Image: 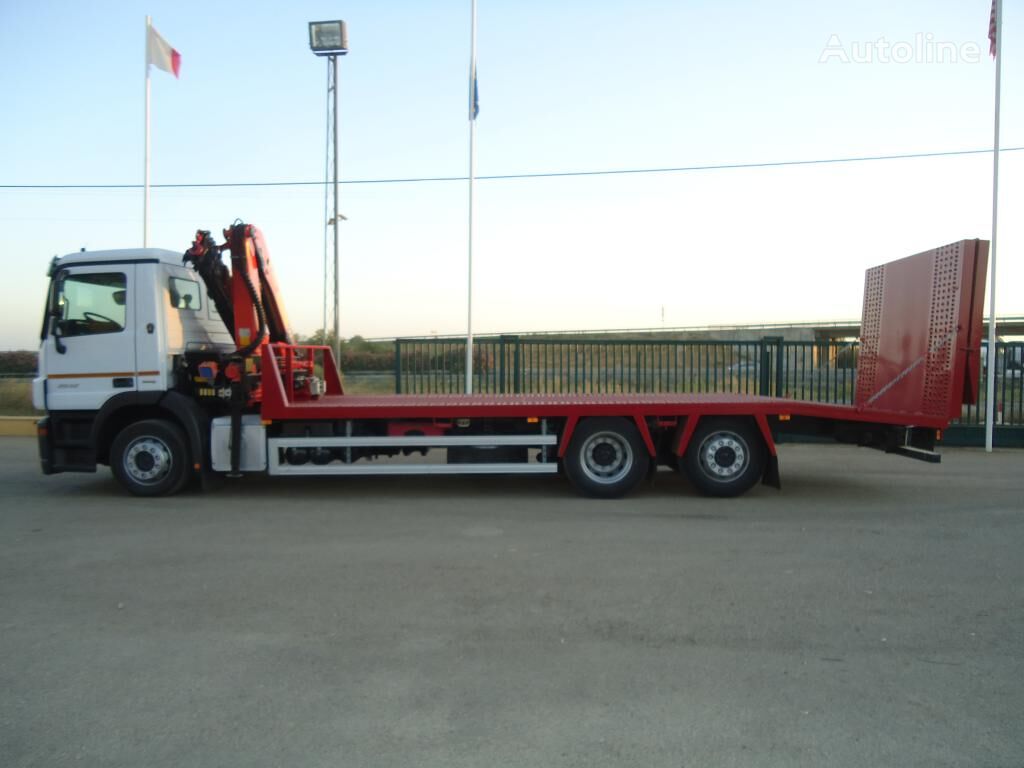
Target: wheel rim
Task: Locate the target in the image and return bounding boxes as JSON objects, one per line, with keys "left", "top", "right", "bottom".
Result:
{"left": 698, "top": 431, "right": 749, "bottom": 481}
{"left": 123, "top": 436, "right": 174, "bottom": 486}
{"left": 580, "top": 431, "right": 634, "bottom": 485}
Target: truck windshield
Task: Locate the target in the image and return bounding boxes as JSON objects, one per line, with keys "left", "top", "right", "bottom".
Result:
{"left": 55, "top": 272, "right": 127, "bottom": 337}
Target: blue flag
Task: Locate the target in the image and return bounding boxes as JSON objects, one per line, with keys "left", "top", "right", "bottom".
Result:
{"left": 471, "top": 65, "right": 479, "bottom": 120}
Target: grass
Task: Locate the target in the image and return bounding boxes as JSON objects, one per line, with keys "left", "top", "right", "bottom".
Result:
{"left": 341, "top": 372, "right": 397, "bottom": 395}
{"left": 0, "top": 379, "right": 40, "bottom": 417}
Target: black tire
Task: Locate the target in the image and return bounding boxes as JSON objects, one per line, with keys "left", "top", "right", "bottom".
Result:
{"left": 110, "top": 419, "right": 190, "bottom": 497}
{"left": 564, "top": 417, "right": 650, "bottom": 498}
{"left": 681, "top": 418, "right": 765, "bottom": 498}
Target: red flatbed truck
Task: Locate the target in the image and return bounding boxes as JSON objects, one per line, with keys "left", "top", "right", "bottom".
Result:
{"left": 33, "top": 225, "right": 988, "bottom": 498}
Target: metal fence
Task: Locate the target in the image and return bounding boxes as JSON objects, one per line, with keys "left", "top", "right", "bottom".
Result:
{"left": 394, "top": 336, "right": 1024, "bottom": 429}
{"left": 6, "top": 340, "right": 1021, "bottom": 430}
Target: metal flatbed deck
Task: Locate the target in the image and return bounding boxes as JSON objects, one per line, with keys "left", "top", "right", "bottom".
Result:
{"left": 260, "top": 240, "right": 987, "bottom": 440}
{"left": 260, "top": 391, "right": 946, "bottom": 430}
{"left": 247, "top": 239, "right": 987, "bottom": 490}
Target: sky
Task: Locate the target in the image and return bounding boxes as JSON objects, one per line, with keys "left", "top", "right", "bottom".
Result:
{"left": 1, "top": 0, "right": 1021, "bottom": 350}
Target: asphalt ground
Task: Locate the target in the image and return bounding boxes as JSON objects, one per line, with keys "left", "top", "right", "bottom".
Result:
{"left": 1, "top": 436, "right": 1022, "bottom": 768}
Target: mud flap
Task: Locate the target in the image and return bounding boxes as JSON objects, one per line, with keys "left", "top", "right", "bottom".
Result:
{"left": 762, "top": 454, "right": 781, "bottom": 489}
{"left": 199, "top": 467, "right": 225, "bottom": 492}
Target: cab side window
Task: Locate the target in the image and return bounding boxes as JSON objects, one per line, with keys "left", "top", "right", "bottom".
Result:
{"left": 56, "top": 273, "right": 126, "bottom": 337}
{"left": 169, "top": 277, "right": 202, "bottom": 311}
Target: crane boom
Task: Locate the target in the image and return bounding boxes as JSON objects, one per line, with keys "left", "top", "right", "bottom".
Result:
{"left": 184, "top": 223, "right": 293, "bottom": 353}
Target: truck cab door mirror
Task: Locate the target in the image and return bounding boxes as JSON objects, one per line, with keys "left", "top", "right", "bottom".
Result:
{"left": 50, "top": 272, "right": 67, "bottom": 354}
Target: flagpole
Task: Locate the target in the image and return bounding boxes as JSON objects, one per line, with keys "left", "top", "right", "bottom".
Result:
{"left": 985, "top": 0, "right": 1002, "bottom": 452}
{"left": 144, "top": 15, "right": 151, "bottom": 248}
{"left": 465, "top": 0, "right": 477, "bottom": 395}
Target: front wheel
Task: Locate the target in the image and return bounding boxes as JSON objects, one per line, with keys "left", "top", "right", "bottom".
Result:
{"left": 563, "top": 417, "right": 650, "bottom": 498}
{"left": 681, "top": 418, "right": 765, "bottom": 498}
{"left": 110, "top": 420, "right": 190, "bottom": 497}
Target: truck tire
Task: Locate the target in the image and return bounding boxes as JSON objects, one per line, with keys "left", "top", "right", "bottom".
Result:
{"left": 682, "top": 418, "right": 765, "bottom": 498}
{"left": 564, "top": 417, "right": 649, "bottom": 498}
{"left": 110, "top": 419, "right": 190, "bottom": 497}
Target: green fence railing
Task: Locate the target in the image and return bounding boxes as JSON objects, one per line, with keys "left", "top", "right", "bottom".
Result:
{"left": 393, "top": 336, "right": 1024, "bottom": 431}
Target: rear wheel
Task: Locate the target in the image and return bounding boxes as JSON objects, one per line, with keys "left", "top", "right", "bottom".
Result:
{"left": 110, "top": 419, "right": 190, "bottom": 497}
{"left": 564, "top": 417, "right": 649, "bottom": 498}
{"left": 682, "top": 418, "right": 765, "bottom": 498}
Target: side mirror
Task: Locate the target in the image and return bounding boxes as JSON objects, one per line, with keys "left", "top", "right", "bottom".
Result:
{"left": 50, "top": 272, "right": 67, "bottom": 354}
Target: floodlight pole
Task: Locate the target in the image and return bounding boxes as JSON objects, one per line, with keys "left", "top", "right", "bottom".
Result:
{"left": 308, "top": 20, "right": 347, "bottom": 366}
{"left": 331, "top": 52, "right": 341, "bottom": 365}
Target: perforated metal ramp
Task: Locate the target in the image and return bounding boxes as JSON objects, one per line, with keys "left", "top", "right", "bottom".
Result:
{"left": 854, "top": 239, "right": 988, "bottom": 421}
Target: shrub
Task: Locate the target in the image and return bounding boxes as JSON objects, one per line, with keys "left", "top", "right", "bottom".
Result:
{"left": 0, "top": 351, "right": 37, "bottom": 374}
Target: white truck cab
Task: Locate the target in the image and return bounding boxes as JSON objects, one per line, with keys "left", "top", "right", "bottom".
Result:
{"left": 35, "top": 248, "right": 233, "bottom": 485}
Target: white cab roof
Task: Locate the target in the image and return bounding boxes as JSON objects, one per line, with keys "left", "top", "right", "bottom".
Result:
{"left": 54, "top": 248, "right": 185, "bottom": 267}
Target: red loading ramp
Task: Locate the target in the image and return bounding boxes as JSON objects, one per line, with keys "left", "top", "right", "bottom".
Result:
{"left": 854, "top": 239, "right": 988, "bottom": 421}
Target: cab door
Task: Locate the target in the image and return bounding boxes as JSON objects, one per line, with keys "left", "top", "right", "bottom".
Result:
{"left": 42, "top": 265, "right": 137, "bottom": 412}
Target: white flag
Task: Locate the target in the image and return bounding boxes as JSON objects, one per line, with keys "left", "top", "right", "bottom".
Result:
{"left": 147, "top": 24, "right": 181, "bottom": 78}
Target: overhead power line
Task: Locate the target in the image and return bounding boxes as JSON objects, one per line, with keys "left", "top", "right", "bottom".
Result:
{"left": 1, "top": 146, "right": 1021, "bottom": 190}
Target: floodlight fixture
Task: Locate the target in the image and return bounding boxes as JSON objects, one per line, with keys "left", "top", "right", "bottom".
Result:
{"left": 309, "top": 20, "right": 348, "bottom": 56}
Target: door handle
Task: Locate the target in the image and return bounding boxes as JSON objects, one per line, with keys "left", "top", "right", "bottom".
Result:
{"left": 112, "top": 377, "right": 134, "bottom": 389}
